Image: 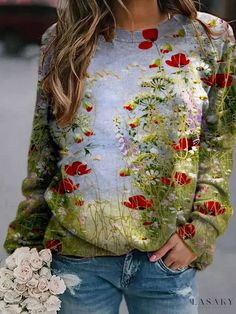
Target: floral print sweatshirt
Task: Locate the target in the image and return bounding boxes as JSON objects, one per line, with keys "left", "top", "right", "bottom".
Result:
{"left": 4, "top": 12, "right": 236, "bottom": 271}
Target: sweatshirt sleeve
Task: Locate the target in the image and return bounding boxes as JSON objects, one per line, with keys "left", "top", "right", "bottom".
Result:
{"left": 3, "top": 25, "right": 60, "bottom": 255}
{"left": 177, "top": 23, "right": 236, "bottom": 260}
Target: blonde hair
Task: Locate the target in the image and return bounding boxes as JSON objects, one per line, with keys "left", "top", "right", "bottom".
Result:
{"left": 41, "top": 0, "right": 217, "bottom": 128}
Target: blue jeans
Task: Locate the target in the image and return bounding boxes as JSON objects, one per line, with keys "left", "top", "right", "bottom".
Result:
{"left": 51, "top": 249, "right": 199, "bottom": 314}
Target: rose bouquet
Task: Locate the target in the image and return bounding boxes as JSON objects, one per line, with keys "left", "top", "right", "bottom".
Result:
{"left": 0, "top": 247, "right": 66, "bottom": 313}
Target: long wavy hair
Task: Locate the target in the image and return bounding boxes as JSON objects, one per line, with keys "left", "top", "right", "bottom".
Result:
{"left": 42, "top": 0, "right": 216, "bottom": 128}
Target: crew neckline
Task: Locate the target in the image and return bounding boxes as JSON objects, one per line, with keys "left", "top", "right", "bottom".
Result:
{"left": 113, "top": 13, "right": 180, "bottom": 43}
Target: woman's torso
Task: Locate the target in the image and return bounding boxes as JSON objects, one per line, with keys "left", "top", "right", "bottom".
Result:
{"left": 43, "top": 12, "right": 225, "bottom": 255}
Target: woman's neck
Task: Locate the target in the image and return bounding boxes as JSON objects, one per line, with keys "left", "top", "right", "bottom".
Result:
{"left": 113, "top": 0, "right": 168, "bottom": 31}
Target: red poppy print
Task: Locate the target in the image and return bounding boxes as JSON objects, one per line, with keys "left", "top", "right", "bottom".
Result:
{"left": 123, "top": 102, "right": 136, "bottom": 111}
{"left": 171, "top": 137, "right": 200, "bottom": 151}
{"left": 197, "top": 200, "right": 226, "bottom": 216}
{"left": 166, "top": 53, "right": 190, "bottom": 67}
{"left": 160, "top": 43, "right": 173, "bottom": 54}
{"left": 83, "top": 101, "right": 93, "bottom": 112}
{"left": 161, "top": 172, "right": 192, "bottom": 187}
{"left": 178, "top": 223, "right": 196, "bottom": 239}
{"left": 45, "top": 239, "right": 62, "bottom": 251}
{"left": 128, "top": 117, "right": 140, "bottom": 128}
{"left": 119, "top": 168, "right": 130, "bottom": 177}
{"left": 75, "top": 200, "right": 85, "bottom": 206}
{"left": 84, "top": 130, "right": 94, "bottom": 137}
{"left": 201, "top": 73, "right": 233, "bottom": 88}
{"left": 138, "top": 28, "right": 158, "bottom": 50}
{"left": 74, "top": 134, "right": 83, "bottom": 144}
{"left": 160, "top": 177, "right": 175, "bottom": 186}
{"left": 51, "top": 178, "right": 80, "bottom": 194}
{"left": 64, "top": 161, "right": 92, "bottom": 176}
{"left": 143, "top": 221, "right": 153, "bottom": 226}
{"left": 149, "top": 58, "right": 161, "bottom": 68}
{"left": 149, "top": 63, "right": 158, "bottom": 68}
{"left": 174, "top": 172, "right": 192, "bottom": 185}
{"left": 123, "top": 195, "right": 154, "bottom": 210}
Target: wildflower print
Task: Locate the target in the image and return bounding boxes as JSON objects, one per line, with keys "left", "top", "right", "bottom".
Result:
{"left": 64, "top": 161, "right": 92, "bottom": 176}
{"left": 123, "top": 195, "right": 154, "bottom": 210}
{"left": 138, "top": 28, "right": 158, "bottom": 49}
{"left": 45, "top": 239, "right": 62, "bottom": 251}
{"left": 83, "top": 101, "right": 93, "bottom": 112}
{"left": 119, "top": 167, "right": 131, "bottom": 177}
{"left": 201, "top": 73, "right": 233, "bottom": 87}
{"left": 149, "top": 58, "right": 161, "bottom": 68}
{"left": 75, "top": 199, "right": 85, "bottom": 207}
{"left": 74, "top": 134, "right": 83, "bottom": 143}
{"left": 197, "top": 201, "right": 226, "bottom": 216}
{"left": 177, "top": 223, "right": 196, "bottom": 239}
{"left": 173, "top": 28, "right": 186, "bottom": 38}
{"left": 51, "top": 178, "right": 80, "bottom": 194}
{"left": 161, "top": 172, "right": 192, "bottom": 186}
{"left": 165, "top": 53, "right": 190, "bottom": 67}
{"left": 128, "top": 117, "right": 141, "bottom": 128}
{"left": 3, "top": 13, "right": 236, "bottom": 272}
{"left": 83, "top": 129, "right": 94, "bottom": 137}
{"left": 160, "top": 43, "right": 173, "bottom": 54}
{"left": 123, "top": 102, "right": 137, "bottom": 111}
{"left": 171, "top": 137, "right": 200, "bottom": 151}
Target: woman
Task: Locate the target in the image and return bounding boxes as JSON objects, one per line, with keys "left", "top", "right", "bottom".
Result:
{"left": 4, "top": 0, "right": 236, "bottom": 313}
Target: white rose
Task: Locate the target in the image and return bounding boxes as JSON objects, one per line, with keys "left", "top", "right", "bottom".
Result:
{"left": 26, "top": 276, "right": 38, "bottom": 288}
{"left": 40, "top": 291, "right": 50, "bottom": 302}
{"left": 29, "top": 251, "right": 43, "bottom": 271}
{"left": 44, "top": 295, "right": 61, "bottom": 312}
{"left": 39, "top": 266, "right": 51, "bottom": 279}
{"left": 13, "top": 264, "right": 33, "bottom": 284}
{"left": 0, "top": 278, "right": 14, "bottom": 292}
{"left": 13, "top": 247, "right": 31, "bottom": 266}
{"left": 28, "top": 286, "right": 42, "bottom": 299}
{"left": 39, "top": 249, "right": 52, "bottom": 264}
{"left": 5, "top": 255, "right": 17, "bottom": 270}
{"left": 13, "top": 281, "right": 27, "bottom": 294}
{"left": 14, "top": 247, "right": 30, "bottom": 256}
{"left": 0, "top": 300, "right": 6, "bottom": 310}
{"left": 38, "top": 277, "right": 49, "bottom": 292}
{"left": 21, "top": 296, "right": 43, "bottom": 311}
{"left": 31, "top": 307, "right": 48, "bottom": 314}
{"left": 1, "top": 304, "right": 22, "bottom": 314}
{"left": 22, "top": 290, "right": 29, "bottom": 298}
{"left": 0, "top": 290, "right": 4, "bottom": 299}
{"left": 19, "top": 257, "right": 31, "bottom": 267}
{"left": 48, "top": 275, "right": 66, "bottom": 295}
{"left": 33, "top": 272, "right": 40, "bottom": 279}
{"left": 0, "top": 268, "right": 14, "bottom": 280}
{"left": 3, "top": 290, "right": 22, "bottom": 303}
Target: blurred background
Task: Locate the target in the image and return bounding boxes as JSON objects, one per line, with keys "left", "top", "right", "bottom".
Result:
{"left": 0, "top": 1, "right": 236, "bottom": 313}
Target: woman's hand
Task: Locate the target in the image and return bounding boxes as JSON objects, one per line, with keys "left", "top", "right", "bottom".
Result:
{"left": 148, "top": 232, "right": 198, "bottom": 270}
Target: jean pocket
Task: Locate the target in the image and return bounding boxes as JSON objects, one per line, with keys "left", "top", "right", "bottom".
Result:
{"left": 156, "top": 257, "right": 191, "bottom": 274}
